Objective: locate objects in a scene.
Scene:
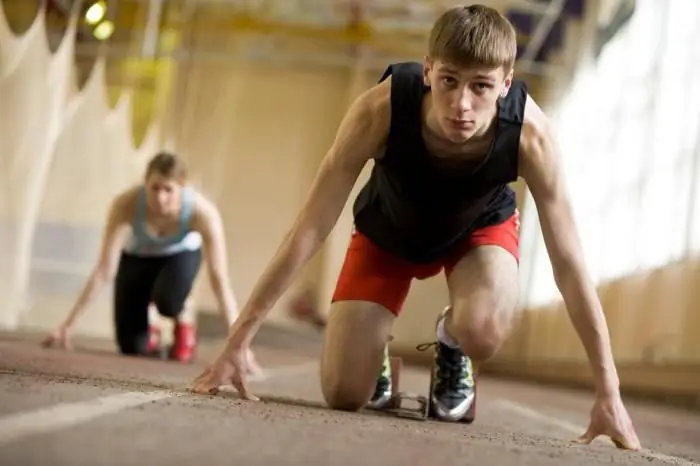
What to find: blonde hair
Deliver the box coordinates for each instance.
[428,4,518,71]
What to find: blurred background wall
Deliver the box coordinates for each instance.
[0,0,698,403]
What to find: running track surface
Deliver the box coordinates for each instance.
[1,327,698,466]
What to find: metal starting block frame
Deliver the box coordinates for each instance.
[384,356,429,421]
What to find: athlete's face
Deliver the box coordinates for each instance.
[144,173,182,216]
[423,58,512,143]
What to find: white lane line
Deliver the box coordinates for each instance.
[495,399,587,435]
[495,399,700,466]
[0,360,318,446]
[0,391,174,447]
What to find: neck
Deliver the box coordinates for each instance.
[473,107,499,140]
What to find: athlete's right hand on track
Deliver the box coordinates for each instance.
[41,325,72,350]
[576,393,641,450]
[188,345,259,401]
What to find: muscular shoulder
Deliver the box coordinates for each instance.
[190,189,222,233]
[351,77,391,140]
[518,94,556,174]
[328,77,391,165]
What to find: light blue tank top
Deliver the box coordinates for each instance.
[122,186,203,257]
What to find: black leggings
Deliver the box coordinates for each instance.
[113,249,202,355]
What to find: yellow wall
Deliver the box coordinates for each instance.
[166,56,353,325]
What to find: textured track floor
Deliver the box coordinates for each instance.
[0,329,698,466]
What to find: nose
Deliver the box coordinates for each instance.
[157,191,169,205]
[454,87,473,113]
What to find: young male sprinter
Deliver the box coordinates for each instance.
[189,4,640,450]
[42,152,261,373]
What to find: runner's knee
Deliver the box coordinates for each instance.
[322,375,373,411]
[116,331,149,356]
[447,245,519,361]
[449,305,505,361]
[152,293,185,319]
[151,250,201,319]
[320,301,394,411]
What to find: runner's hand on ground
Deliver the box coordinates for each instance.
[41,325,72,350]
[189,346,259,401]
[576,393,641,450]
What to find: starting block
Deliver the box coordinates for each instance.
[383,356,429,421]
[379,356,478,423]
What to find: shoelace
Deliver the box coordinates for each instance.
[416,341,471,392]
[415,341,437,352]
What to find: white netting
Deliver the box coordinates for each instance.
[0,3,155,336]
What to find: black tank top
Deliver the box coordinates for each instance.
[352,62,526,264]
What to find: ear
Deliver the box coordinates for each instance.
[422,56,433,87]
[500,68,514,97]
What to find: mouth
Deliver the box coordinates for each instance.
[447,118,474,129]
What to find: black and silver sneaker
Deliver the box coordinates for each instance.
[417,307,476,422]
[367,346,393,409]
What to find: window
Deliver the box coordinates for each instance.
[520,0,700,307]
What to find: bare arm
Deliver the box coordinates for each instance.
[518,96,620,396]
[192,196,239,327]
[62,192,131,328]
[227,79,391,348]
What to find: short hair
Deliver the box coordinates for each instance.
[428,4,518,71]
[145,151,187,181]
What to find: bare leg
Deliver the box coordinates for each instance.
[445,245,520,361]
[425,245,519,422]
[320,300,395,411]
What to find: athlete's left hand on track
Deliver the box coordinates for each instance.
[41,325,72,350]
[576,392,641,450]
[188,346,259,401]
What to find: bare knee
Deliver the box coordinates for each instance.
[320,301,394,411]
[446,245,519,362]
[450,306,508,361]
[448,284,516,361]
[322,373,372,411]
